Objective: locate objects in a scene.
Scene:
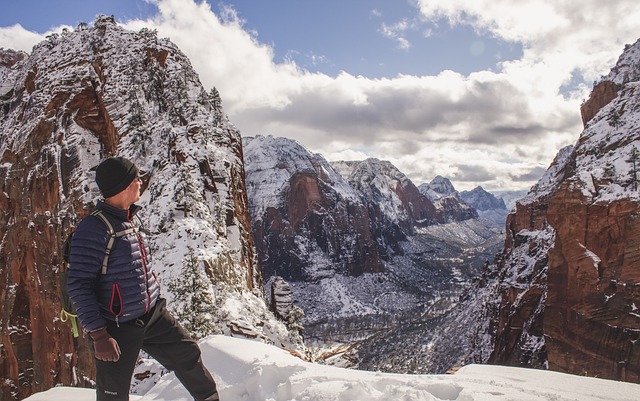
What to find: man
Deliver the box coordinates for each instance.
[67,156,220,401]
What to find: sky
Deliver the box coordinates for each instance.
[1,0,640,192]
[24,335,640,401]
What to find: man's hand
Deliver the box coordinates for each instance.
[89,327,121,362]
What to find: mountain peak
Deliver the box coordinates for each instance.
[460,187,506,211]
[419,175,458,200]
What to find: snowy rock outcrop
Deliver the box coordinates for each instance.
[460,186,508,226]
[418,176,478,223]
[460,186,507,212]
[243,135,384,280]
[0,17,295,401]
[491,39,640,382]
[270,276,294,320]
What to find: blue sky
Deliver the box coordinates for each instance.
[0,0,522,78]
[222,1,523,78]
[1,0,639,191]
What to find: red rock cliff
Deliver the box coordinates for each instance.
[490,40,640,382]
[580,80,620,127]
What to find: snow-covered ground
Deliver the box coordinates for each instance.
[25,335,639,401]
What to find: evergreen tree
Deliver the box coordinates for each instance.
[210,87,223,124]
[167,247,219,339]
[287,305,305,344]
[174,165,207,218]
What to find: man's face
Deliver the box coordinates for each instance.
[124,177,142,205]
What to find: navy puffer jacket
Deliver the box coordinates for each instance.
[67,201,160,332]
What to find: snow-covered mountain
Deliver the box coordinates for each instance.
[487,39,640,382]
[244,135,503,346]
[460,186,509,226]
[460,186,506,211]
[0,17,298,401]
[419,175,460,200]
[418,176,478,223]
[492,189,529,211]
[332,158,440,230]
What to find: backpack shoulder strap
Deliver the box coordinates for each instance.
[91,209,118,275]
[91,209,142,274]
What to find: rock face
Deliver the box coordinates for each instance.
[460,187,507,212]
[0,17,285,401]
[419,176,478,223]
[243,135,384,280]
[580,81,620,127]
[490,39,640,382]
[270,276,294,321]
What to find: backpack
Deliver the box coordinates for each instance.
[59,208,140,337]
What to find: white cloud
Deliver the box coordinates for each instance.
[380,19,413,50]
[121,0,634,191]
[415,0,640,82]
[1,0,638,192]
[0,24,54,52]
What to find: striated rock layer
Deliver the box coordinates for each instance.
[580,80,620,127]
[244,136,386,280]
[0,17,277,401]
[243,135,469,282]
[490,39,640,382]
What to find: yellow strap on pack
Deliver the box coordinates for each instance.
[60,309,79,338]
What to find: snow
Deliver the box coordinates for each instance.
[243,135,361,220]
[577,242,602,273]
[418,175,459,201]
[520,145,574,205]
[519,40,640,207]
[25,335,640,401]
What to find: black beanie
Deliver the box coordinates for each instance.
[95,157,139,198]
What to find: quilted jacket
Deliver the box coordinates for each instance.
[67,201,160,332]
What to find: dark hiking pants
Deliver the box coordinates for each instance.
[94,298,218,401]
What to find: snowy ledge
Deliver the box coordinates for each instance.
[26,335,640,401]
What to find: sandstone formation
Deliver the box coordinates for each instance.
[419,176,479,223]
[580,81,620,127]
[244,136,385,280]
[0,17,265,400]
[490,39,640,382]
[270,276,294,320]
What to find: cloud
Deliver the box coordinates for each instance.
[510,167,548,182]
[1,0,637,192]
[0,24,51,52]
[453,164,497,182]
[380,19,413,50]
[414,0,640,82]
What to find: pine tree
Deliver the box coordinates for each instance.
[210,87,223,124]
[167,247,219,339]
[174,165,207,218]
[287,305,305,343]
